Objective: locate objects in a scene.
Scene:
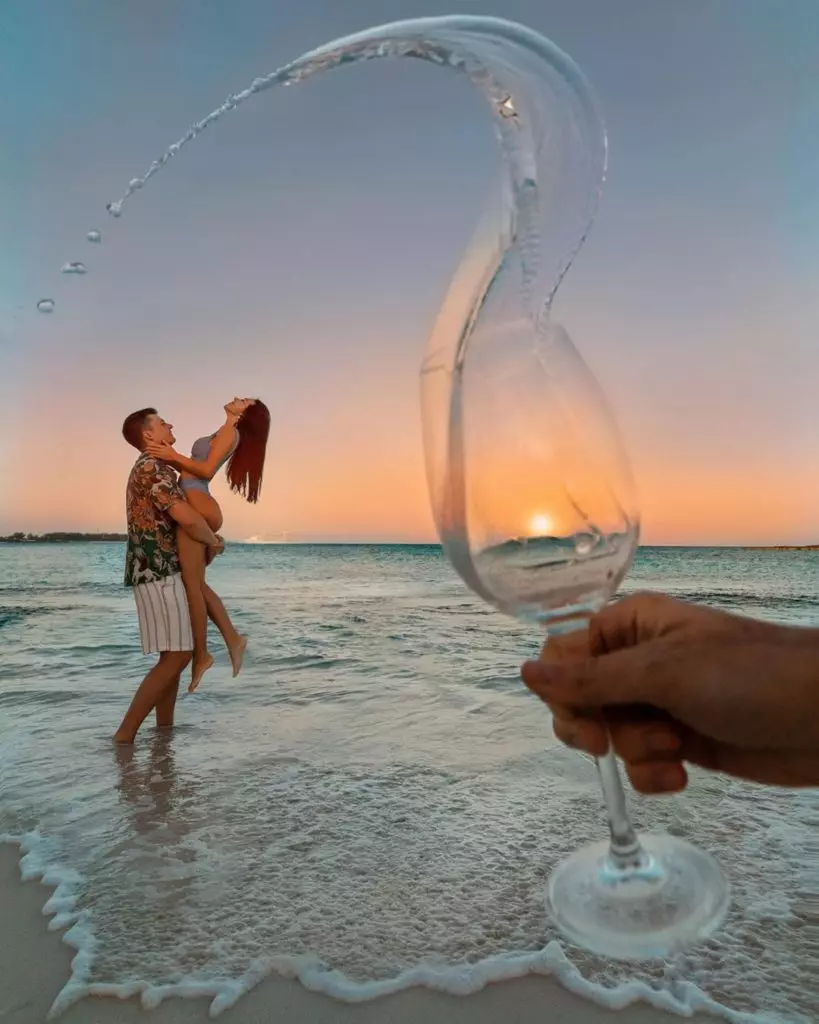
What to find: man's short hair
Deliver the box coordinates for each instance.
[122,408,157,451]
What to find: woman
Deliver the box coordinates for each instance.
[145,397,271,692]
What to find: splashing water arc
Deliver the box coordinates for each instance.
[106,15,608,568]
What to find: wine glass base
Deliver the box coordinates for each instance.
[546,833,730,961]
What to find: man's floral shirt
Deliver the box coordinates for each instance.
[124,455,184,586]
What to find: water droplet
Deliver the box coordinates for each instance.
[87,229,101,243]
[61,262,87,275]
[574,535,596,557]
[497,95,517,119]
[128,178,144,191]
[37,299,55,314]
[106,201,123,218]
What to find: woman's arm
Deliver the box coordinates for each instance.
[146,419,237,480]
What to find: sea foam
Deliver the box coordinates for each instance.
[1,830,794,1023]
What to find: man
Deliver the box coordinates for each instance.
[114,408,223,744]
[521,592,819,790]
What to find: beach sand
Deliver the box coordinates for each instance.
[1,846,724,1024]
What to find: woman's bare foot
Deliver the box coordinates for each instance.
[189,652,214,693]
[228,635,247,678]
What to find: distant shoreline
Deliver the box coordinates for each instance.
[1,532,817,550]
[0,532,127,543]
[746,545,819,552]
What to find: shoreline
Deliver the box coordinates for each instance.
[0,842,727,1024]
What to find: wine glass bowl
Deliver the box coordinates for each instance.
[424,318,639,630]
[458,321,639,628]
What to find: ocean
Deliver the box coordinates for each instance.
[0,543,816,1021]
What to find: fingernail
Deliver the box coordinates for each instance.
[647,729,681,755]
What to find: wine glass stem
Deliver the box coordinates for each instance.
[596,748,644,869]
[548,616,645,871]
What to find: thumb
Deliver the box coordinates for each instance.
[521,639,674,710]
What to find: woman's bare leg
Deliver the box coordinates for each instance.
[177,528,213,692]
[203,585,247,677]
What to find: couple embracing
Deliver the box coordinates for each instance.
[115,398,270,744]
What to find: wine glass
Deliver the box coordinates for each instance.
[422,315,729,959]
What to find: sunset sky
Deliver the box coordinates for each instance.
[1,0,818,544]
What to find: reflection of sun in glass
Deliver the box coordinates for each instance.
[528,513,553,536]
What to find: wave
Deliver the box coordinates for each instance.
[0,689,89,709]
[470,673,529,693]
[683,591,817,609]
[620,586,818,610]
[0,606,60,629]
[253,654,358,671]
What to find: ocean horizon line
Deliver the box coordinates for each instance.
[1,531,817,551]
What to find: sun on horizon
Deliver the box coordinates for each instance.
[528,513,554,536]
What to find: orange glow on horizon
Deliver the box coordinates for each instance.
[4,423,816,546]
[2,334,817,548]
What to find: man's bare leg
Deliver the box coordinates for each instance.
[114,651,192,744]
[155,673,181,730]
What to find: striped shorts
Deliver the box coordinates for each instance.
[133,573,194,655]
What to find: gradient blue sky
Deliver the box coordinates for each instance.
[1,0,818,542]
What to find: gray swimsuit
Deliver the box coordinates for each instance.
[180,429,239,494]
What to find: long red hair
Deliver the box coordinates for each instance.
[226,400,270,504]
